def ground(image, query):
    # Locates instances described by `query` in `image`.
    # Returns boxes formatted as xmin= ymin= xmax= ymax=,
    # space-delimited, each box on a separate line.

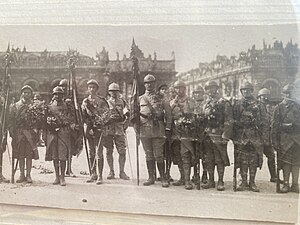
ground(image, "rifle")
xmin=0 ymin=51 xmax=13 ymax=183
xmin=68 ymin=56 xmax=91 ymax=175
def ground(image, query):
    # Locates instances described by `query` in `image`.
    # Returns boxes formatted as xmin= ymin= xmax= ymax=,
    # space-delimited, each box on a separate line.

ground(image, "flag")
xmin=130 ymin=56 xmax=140 ymax=126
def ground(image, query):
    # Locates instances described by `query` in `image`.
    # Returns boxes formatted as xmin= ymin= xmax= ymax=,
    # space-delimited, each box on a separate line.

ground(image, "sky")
xmin=0 ymin=25 xmax=298 ymax=72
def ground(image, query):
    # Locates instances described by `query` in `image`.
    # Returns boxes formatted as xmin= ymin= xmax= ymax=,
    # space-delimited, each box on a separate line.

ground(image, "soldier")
xmin=202 ymin=81 xmax=233 ymax=191
xmin=191 ymin=85 xmax=208 ymax=184
xmin=58 ymin=79 xmax=79 ymax=177
xmin=271 ymin=84 xmax=300 ymax=193
xmin=45 ymin=86 xmax=77 ymax=186
xmin=257 ymin=88 xmax=278 ymax=183
xmin=140 ymin=74 xmax=171 ymax=188
xmin=103 ymin=82 xmax=130 ymax=180
xmin=157 ymin=84 xmax=168 ymax=99
xmin=82 ymin=79 xmax=110 ymax=185
xmin=9 ymin=85 xmax=38 ymax=183
xmin=170 ymin=80 xmax=198 ymax=190
xmin=233 ymin=81 xmax=264 ymax=192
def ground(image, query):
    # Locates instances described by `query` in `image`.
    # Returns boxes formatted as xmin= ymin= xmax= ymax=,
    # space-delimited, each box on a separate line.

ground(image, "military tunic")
xmin=9 ymin=99 xmax=38 ymax=160
xmin=139 ymin=90 xmax=172 ymax=163
xmin=104 ymin=96 xmax=129 ymax=156
xmin=203 ymin=95 xmax=232 ymax=167
xmin=45 ymin=100 xmax=75 ymax=161
xmin=271 ymin=99 xmax=300 ymax=166
xmin=170 ymin=95 xmax=196 ymax=163
xmin=233 ymin=96 xmax=264 ymax=169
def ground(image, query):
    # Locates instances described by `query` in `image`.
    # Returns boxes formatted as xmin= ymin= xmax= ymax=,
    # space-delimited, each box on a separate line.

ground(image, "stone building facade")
xmin=177 ymin=40 xmax=299 ymax=101
xmin=0 ymin=39 xmax=176 ymax=101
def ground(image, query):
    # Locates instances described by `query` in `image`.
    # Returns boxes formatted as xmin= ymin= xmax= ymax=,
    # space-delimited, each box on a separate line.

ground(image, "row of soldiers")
xmin=0 ymin=78 xmax=131 ymax=186
xmin=139 ymin=74 xmax=299 ymax=193
xmin=0 ymin=75 xmax=299 ymax=194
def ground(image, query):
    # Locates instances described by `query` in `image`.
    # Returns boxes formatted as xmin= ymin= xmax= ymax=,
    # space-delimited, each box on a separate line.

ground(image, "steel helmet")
xmin=193 ymin=85 xmax=204 ymax=93
xmin=257 ymin=88 xmax=270 ymax=97
xmin=87 ymin=79 xmax=100 ymax=88
xmin=108 ymin=82 xmax=120 ymax=91
xmin=204 ymin=80 xmax=219 ymax=90
xmin=282 ymin=84 xmax=294 ymax=94
xmin=240 ymin=81 xmax=254 ymax=91
xmin=21 ymin=85 xmax=33 ymax=93
xmin=59 ymin=79 xmax=68 ymax=87
xmin=143 ymin=74 xmax=156 ymax=83
xmin=174 ymin=80 xmax=186 ymax=88
xmin=52 ymin=86 xmax=64 ymax=95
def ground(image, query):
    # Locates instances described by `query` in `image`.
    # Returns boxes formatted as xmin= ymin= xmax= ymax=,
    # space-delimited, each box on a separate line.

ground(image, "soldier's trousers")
xmin=87 ymin=131 xmax=104 ymax=160
xmin=235 ymin=143 xmax=259 ymax=182
xmin=104 ymin=135 xmax=127 ymax=155
xmin=141 ymin=137 xmax=165 ymax=163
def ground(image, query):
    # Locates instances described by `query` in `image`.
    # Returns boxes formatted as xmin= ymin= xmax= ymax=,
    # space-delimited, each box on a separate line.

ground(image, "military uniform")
xmin=202 ymin=81 xmax=233 ymax=191
xmin=170 ymin=81 xmax=198 ymax=190
xmin=271 ymin=84 xmax=300 ymax=193
xmin=9 ymin=85 xmax=38 ymax=183
xmin=82 ymin=92 xmax=110 ymax=184
xmin=59 ymin=79 xmax=81 ymax=177
xmin=103 ymin=82 xmax=130 ymax=180
xmin=191 ymin=86 xmax=207 ymax=184
xmin=140 ymin=74 xmax=172 ymax=187
xmin=258 ymin=88 xmax=277 ymax=182
xmin=233 ymin=82 xmax=264 ymax=192
xmin=46 ymin=86 xmax=76 ymax=186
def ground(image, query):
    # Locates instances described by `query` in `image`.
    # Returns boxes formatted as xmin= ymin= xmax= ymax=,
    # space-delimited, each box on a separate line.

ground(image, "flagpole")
xmin=130 ymin=55 xmax=140 ymax=186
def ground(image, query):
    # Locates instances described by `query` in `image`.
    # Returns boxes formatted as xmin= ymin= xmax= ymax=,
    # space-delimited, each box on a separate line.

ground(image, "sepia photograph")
xmin=0 ymin=1 xmax=299 ymax=225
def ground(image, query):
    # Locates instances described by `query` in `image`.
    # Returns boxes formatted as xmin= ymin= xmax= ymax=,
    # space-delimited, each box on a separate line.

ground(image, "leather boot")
xmin=106 ymin=149 xmax=114 ymax=179
xmin=290 ymin=183 xmax=299 ymax=193
xmin=96 ymin=158 xmax=104 ymax=185
xmin=237 ymin=171 xmax=248 ymax=191
xmin=26 ymin=159 xmax=33 ymax=183
xmin=16 ymin=159 xmax=26 ymax=183
xmin=53 ymin=161 xmax=60 ymax=185
xmin=60 ymin=161 xmax=66 ymax=186
xmin=143 ymin=160 xmax=155 ymax=186
xmin=201 ymin=171 xmax=215 ymax=189
xmin=107 ymin=170 xmax=115 ymax=180
xmin=281 ymin=182 xmax=290 ymax=193
xmin=268 ymin=158 xmax=277 ymax=183
xmin=119 ymin=154 xmax=129 ymax=180
xmin=173 ymin=163 xmax=185 ymax=186
xmin=157 ymin=162 xmax=169 ymax=188
xmin=183 ymin=164 xmax=193 ymax=190
xmin=201 ymin=171 xmax=208 ymax=184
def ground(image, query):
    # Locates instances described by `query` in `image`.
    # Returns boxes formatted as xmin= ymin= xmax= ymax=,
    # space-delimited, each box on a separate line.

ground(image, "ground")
xmin=0 ymin=128 xmax=299 ymax=225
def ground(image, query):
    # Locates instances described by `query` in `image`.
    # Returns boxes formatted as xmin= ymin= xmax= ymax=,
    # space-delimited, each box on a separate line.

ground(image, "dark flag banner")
xmin=130 ymin=55 xmax=140 ymax=185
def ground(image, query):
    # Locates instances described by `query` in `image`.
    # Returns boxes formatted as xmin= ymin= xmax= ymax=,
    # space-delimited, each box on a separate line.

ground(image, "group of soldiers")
xmin=0 ymin=78 xmax=130 ymax=186
xmin=0 ymin=74 xmax=299 ymax=194
xmin=138 ymin=74 xmax=299 ymax=193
